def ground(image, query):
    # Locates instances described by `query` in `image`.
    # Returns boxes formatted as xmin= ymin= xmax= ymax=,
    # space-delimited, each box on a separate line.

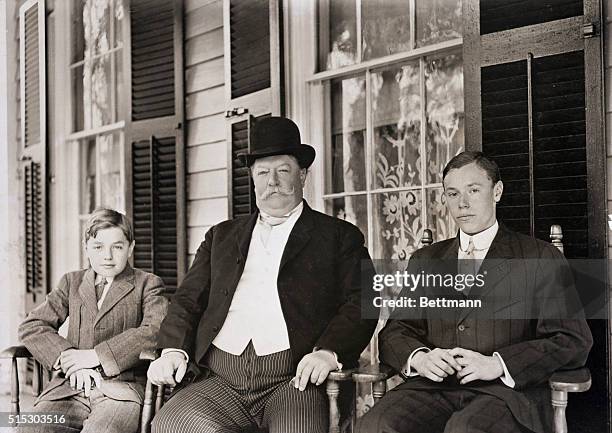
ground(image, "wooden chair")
xmin=352 ymin=225 xmax=591 ymax=433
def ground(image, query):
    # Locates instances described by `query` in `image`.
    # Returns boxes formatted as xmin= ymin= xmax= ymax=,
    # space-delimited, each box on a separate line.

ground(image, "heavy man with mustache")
xmin=149 ymin=117 xmax=377 ymax=433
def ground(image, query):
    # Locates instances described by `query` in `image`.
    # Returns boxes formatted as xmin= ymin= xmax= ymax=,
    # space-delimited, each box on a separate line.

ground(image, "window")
xmin=316 ymin=0 xmax=464 ymax=261
xmin=68 ymin=0 xmax=127 ymax=266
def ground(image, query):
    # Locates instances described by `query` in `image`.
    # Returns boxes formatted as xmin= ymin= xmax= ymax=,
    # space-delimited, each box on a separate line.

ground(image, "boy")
xmin=19 ymin=208 xmax=168 ymax=433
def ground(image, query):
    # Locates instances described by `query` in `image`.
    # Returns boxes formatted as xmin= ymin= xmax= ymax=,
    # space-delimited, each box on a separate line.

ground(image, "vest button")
xmin=223 ymin=289 xmax=228 ymax=296
xmin=213 ymin=326 xmax=220 ymax=332
xmin=236 ymin=258 xmax=241 ymax=264
xmin=458 ymin=324 xmax=466 ymax=332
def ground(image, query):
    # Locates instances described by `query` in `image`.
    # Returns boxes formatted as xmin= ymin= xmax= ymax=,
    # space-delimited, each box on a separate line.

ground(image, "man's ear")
xmin=493 ymin=181 xmax=503 ymax=203
xmin=300 ymin=168 xmax=308 ymax=186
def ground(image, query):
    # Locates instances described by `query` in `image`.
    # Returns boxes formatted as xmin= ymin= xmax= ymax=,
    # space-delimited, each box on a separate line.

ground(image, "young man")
xmin=148 ymin=116 xmax=376 ymax=433
xmin=19 ymin=208 xmax=168 ymax=433
xmin=357 ymin=151 xmax=592 ymax=433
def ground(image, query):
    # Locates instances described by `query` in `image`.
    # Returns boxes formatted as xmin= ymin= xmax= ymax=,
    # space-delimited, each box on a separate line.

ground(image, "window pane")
xmin=114 ymin=0 xmax=126 ymax=48
xmin=72 ymin=1 xmax=86 ymax=63
xmin=416 ymin=0 xmax=462 ymax=47
xmin=80 ymin=138 xmax=97 ymax=215
xmin=362 ymin=0 xmax=411 ymax=61
xmin=329 ymin=77 xmax=367 ymax=194
xmin=425 ymin=52 xmax=464 ymax=184
xmin=325 ymin=196 xmax=369 ymax=244
xmin=318 ymin=0 xmax=357 ymax=70
xmin=84 ymin=0 xmax=112 ymax=58
xmin=372 ymin=190 xmax=422 ymax=261
xmin=425 ymin=187 xmax=456 ymax=241
xmin=99 ymin=133 xmax=124 ymax=213
xmin=371 ymin=62 xmax=421 ymax=189
xmin=72 ymin=64 xmax=86 ymax=131
xmin=90 ymin=54 xmax=114 ymax=128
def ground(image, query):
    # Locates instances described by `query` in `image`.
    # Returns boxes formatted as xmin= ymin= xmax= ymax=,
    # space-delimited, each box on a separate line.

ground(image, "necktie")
xmin=259 ymin=214 xmax=290 ymax=247
xmin=95 ymin=279 xmax=107 ymax=303
xmin=459 ymin=238 xmax=477 ymax=294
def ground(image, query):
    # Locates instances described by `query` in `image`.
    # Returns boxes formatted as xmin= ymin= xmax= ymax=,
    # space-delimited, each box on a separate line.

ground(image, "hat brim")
xmin=238 ymin=144 xmax=315 ymax=169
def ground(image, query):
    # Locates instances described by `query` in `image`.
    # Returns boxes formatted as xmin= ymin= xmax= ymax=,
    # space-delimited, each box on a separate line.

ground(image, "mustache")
xmin=261 ymin=185 xmax=295 ymax=200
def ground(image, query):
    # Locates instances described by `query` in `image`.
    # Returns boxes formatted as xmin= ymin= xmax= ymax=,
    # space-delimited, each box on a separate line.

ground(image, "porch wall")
xmin=184 ymin=0 xmax=229 ymax=265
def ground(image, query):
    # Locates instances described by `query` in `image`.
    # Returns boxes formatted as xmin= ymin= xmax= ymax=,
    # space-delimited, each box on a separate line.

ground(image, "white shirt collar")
xmin=259 ymin=201 xmax=304 ymax=225
xmin=459 ymin=221 xmax=499 ymax=252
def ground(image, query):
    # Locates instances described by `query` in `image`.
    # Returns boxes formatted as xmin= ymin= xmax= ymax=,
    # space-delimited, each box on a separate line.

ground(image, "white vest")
xmin=212 ymin=205 xmax=302 ymax=356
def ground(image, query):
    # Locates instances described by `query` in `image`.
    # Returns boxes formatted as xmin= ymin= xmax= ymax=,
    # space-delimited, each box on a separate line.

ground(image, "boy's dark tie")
xmin=95 ymin=279 xmax=107 ymax=303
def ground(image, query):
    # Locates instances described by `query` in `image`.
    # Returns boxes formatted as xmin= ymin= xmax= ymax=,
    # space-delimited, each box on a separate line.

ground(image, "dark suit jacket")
xmin=19 ymin=266 xmax=168 ymax=403
xmin=157 ymin=201 xmax=377 ymax=370
xmin=378 ymin=224 xmax=593 ymax=433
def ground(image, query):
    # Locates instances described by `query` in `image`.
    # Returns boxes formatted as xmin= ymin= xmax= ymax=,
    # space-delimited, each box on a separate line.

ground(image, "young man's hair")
xmin=442 ymin=151 xmax=501 ymax=184
xmin=83 ymin=208 xmax=134 ymax=243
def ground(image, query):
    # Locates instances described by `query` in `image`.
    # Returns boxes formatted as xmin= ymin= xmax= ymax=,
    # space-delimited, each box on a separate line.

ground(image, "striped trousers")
xmin=152 ymin=342 xmax=328 ymax=433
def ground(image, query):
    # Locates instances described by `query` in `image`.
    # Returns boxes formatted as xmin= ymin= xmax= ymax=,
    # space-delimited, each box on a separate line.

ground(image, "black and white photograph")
xmin=0 ymin=0 xmax=610 ymax=432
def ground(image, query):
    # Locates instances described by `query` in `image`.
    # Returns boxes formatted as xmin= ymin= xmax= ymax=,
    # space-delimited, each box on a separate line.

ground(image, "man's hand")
xmin=60 ymin=349 xmax=100 ymax=377
xmin=448 ymin=348 xmax=503 ymax=384
xmin=68 ymin=369 xmax=101 ymax=397
xmin=147 ymin=352 xmax=187 ymax=387
xmin=292 ymin=351 xmax=338 ymax=391
xmin=411 ymin=348 xmax=462 ymax=382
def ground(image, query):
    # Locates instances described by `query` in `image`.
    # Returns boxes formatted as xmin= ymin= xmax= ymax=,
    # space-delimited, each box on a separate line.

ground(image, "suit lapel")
xmin=78 ymin=268 xmax=99 ymax=316
xmin=95 ymin=266 xmax=136 ymax=325
xmin=458 ymin=225 xmax=513 ymax=322
xmin=235 ymin=212 xmax=259 ymax=261
xmin=279 ymin=201 xmax=314 ymax=271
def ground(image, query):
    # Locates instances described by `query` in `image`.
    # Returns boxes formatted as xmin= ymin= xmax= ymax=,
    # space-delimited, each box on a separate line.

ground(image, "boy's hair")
xmin=442 ymin=151 xmax=501 ymax=184
xmin=83 ymin=208 xmax=134 ymax=243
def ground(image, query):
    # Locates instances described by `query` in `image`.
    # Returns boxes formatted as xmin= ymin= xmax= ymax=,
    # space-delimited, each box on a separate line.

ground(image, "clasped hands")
xmin=147 ymin=350 xmax=338 ymax=391
xmin=57 ymin=349 xmax=102 ymax=397
xmin=411 ymin=347 xmax=503 ymax=384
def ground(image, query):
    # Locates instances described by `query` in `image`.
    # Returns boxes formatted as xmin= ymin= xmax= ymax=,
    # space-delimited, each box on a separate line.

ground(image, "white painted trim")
xmin=66 ymin=121 xmax=125 ymax=141
xmin=308 ymin=38 xmax=463 ymax=82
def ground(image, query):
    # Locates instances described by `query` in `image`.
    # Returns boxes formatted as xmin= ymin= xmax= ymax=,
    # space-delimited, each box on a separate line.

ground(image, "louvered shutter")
xmin=465 ymin=1 xmax=606 ymax=430
xmin=225 ymin=0 xmax=283 ymax=218
xmin=126 ymin=0 xmax=185 ymax=293
xmin=19 ymin=0 xmax=47 ymax=311
xmin=230 ymin=116 xmax=256 ymax=218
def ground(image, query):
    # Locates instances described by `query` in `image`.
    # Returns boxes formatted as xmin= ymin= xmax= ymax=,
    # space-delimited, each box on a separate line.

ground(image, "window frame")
xmin=307 ymin=0 xmax=464 ymax=254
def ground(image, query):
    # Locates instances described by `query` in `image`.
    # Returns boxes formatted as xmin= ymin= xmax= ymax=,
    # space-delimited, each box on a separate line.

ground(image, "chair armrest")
xmin=549 ymin=367 xmax=591 ymax=393
xmin=139 ymin=350 xmax=159 ymax=363
xmin=328 ymin=368 xmax=356 ymax=382
xmin=0 ymin=345 xmax=32 ymax=359
xmin=352 ymin=364 xmax=392 ymax=384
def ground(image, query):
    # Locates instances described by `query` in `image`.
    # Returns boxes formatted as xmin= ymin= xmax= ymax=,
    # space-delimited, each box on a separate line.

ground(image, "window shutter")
xmin=464 ymin=1 xmax=606 ymax=430
xmin=229 ymin=0 xmax=271 ymax=98
xmin=127 ymin=0 xmax=185 ymax=293
xmin=230 ymin=116 xmax=257 ymax=218
xmin=225 ymin=0 xmax=283 ymax=217
xmin=479 ymin=0 xmax=584 ymax=34
xmin=19 ymin=0 xmax=47 ymax=312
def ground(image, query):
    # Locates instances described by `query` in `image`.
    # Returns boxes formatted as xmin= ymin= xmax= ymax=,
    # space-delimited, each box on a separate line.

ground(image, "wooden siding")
xmin=184 ymin=0 xmax=228 ymax=256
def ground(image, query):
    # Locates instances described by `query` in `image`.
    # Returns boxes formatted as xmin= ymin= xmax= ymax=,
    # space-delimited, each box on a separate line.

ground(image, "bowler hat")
xmin=238 ymin=117 xmax=316 ymax=168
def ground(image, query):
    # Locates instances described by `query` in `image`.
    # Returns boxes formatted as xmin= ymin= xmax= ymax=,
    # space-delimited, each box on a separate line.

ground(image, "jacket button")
xmin=223 ymin=289 xmax=228 ymax=296
xmin=458 ymin=324 xmax=466 ymax=332
xmin=236 ymin=258 xmax=241 ymax=264
xmin=213 ymin=326 xmax=220 ymax=332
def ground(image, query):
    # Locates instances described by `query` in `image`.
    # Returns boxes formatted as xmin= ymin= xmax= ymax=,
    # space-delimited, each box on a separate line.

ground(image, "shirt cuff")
xmin=314 ymin=348 xmax=343 ymax=371
xmin=161 ymin=348 xmax=189 ymax=364
xmin=493 ymin=352 xmax=515 ymax=388
xmin=404 ymin=347 xmax=430 ymax=376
